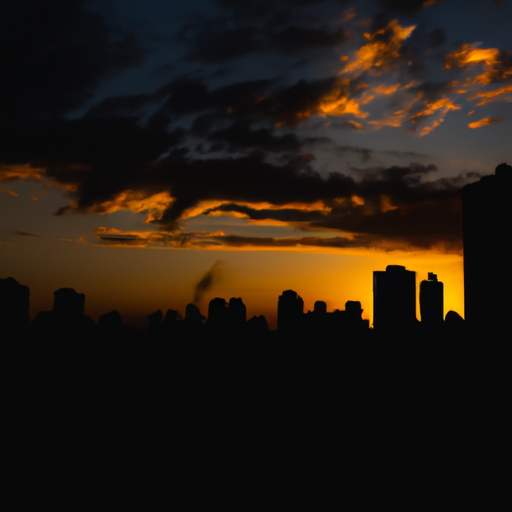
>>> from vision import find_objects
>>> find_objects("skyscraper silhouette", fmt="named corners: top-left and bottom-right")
top-left (463, 163), bottom-right (512, 329)
top-left (277, 290), bottom-right (304, 331)
top-left (420, 273), bottom-right (443, 325)
top-left (373, 265), bottom-right (416, 330)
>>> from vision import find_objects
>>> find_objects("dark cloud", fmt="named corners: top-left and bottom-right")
top-left (214, 0), bottom-right (349, 21)
top-left (182, 25), bottom-right (262, 64)
top-left (335, 146), bottom-right (430, 163)
top-left (372, 0), bottom-right (441, 15)
top-left (0, 0), bottom-right (146, 126)
top-left (215, 234), bottom-right (364, 248)
top-left (271, 26), bottom-right (346, 51)
top-left (0, 1), bottom-right (493, 257)
top-left (200, 170), bottom-right (465, 252)
top-left (203, 203), bottom-right (327, 222)
top-left (178, 0), bottom-right (348, 65)
top-left (486, 50), bottom-right (512, 82)
top-left (152, 153), bottom-right (355, 226)
top-left (207, 122), bottom-right (305, 153)
top-left (91, 74), bottom-right (355, 134)
top-left (151, 161), bottom-right (467, 252)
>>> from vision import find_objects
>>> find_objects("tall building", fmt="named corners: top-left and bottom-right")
top-left (277, 290), bottom-right (304, 331)
top-left (373, 265), bottom-right (416, 330)
top-left (463, 164), bottom-right (512, 328)
top-left (420, 273), bottom-right (444, 325)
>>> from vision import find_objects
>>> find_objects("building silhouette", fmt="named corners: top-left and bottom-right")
top-left (277, 290), bottom-right (304, 331)
top-left (463, 163), bottom-right (512, 328)
top-left (207, 297), bottom-right (247, 329)
top-left (373, 265), bottom-right (416, 330)
top-left (420, 273), bottom-right (444, 325)
top-left (0, 277), bottom-right (30, 333)
top-left (228, 297), bottom-right (246, 327)
top-left (313, 300), bottom-right (327, 315)
top-left (208, 297), bottom-right (229, 327)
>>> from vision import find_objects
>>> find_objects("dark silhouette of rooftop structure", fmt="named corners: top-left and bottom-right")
top-left (229, 297), bottom-right (247, 327)
top-left (277, 290), bottom-right (304, 331)
top-left (32, 287), bottom-right (94, 338)
top-left (463, 163), bottom-right (512, 330)
top-left (185, 303), bottom-right (206, 323)
top-left (98, 310), bottom-right (122, 330)
top-left (207, 297), bottom-right (247, 330)
top-left (373, 265), bottom-right (416, 330)
top-left (0, 277), bottom-right (30, 333)
top-left (313, 301), bottom-right (327, 315)
top-left (420, 273), bottom-right (444, 325)
top-left (53, 287), bottom-right (86, 316)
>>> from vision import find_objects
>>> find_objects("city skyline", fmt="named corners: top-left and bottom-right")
top-left (1, 262), bottom-right (455, 330)
top-left (2, 0), bottom-right (511, 324)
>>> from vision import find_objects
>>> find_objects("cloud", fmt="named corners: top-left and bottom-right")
top-left (471, 84), bottom-right (512, 106)
top-left (334, 145), bottom-right (429, 163)
top-left (178, 0), bottom-right (349, 66)
top-left (213, 234), bottom-right (365, 248)
top-left (341, 19), bottom-right (416, 75)
top-left (90, 227), bottom-right (225, 248)
top-left (71, 159), bottom-right (475, 254)
top-left (468, 116), bottom-right (504, 129)
top-left (445, 44), bottom-right (512, 84)
top-left (0, 0), bottom-right (146, 127)
top-left (371, 0), bottom-right (441, 14)
top-left (202, 203), bottom-right (328, 223)
top-left (206, 121), bottom-right (305, 153)
top-left (2, 0), bottom-right (506, 258)
top-left (214, 232), bottom-right (459, 253)
top-left (0, 164), bottom-right (44, 183)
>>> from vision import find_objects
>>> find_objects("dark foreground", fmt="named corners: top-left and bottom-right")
top-left (2, 328), bottom-right (511, 510)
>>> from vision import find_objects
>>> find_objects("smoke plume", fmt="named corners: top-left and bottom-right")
top-left (192, 260), bottom-right (226, 305)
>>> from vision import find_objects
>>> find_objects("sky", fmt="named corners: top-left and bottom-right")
top-left (1, 0), bottom-right (511, 327)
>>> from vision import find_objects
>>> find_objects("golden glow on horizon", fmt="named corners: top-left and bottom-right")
top-left (3, 234), bottom-right (464, 329)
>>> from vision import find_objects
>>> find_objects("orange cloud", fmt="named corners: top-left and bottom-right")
top-left (472, 84), bottom-right (512, 105)
top-left (468, 116), bottom-right (504, 129)
top-left (342, 20), bottom-right (415, 75)
top-left (409, 97), bottom-right (461, 136)
top-left (346, 119), bottom-right (364, 130)
top-left (90, 190), bottom-right (174, 222)
top-left (373, 83), bottom-right (401, 95)
top-left (445, 44), bottom-right (512, 85)
top-left (318, 90), bottom-right (370, 118)
top-left (445, 45), bottom-right (499, 69)
top-left (0, 164), bottom-right (44, 183)
top-left (89, 227), bottom-right (226, 249)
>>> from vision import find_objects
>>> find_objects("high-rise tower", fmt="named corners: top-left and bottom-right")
top-left (277, 290), bottom-right (304, 331)
top-left (463, 164), bottom-right (512, 328)
top-left (373, 265), bottom-right (416, 330)
top-left (420, 273), bottom-right (443, 325)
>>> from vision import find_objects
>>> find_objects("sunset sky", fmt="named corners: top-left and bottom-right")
top-left (1, 0), bottom-right (511, 327)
